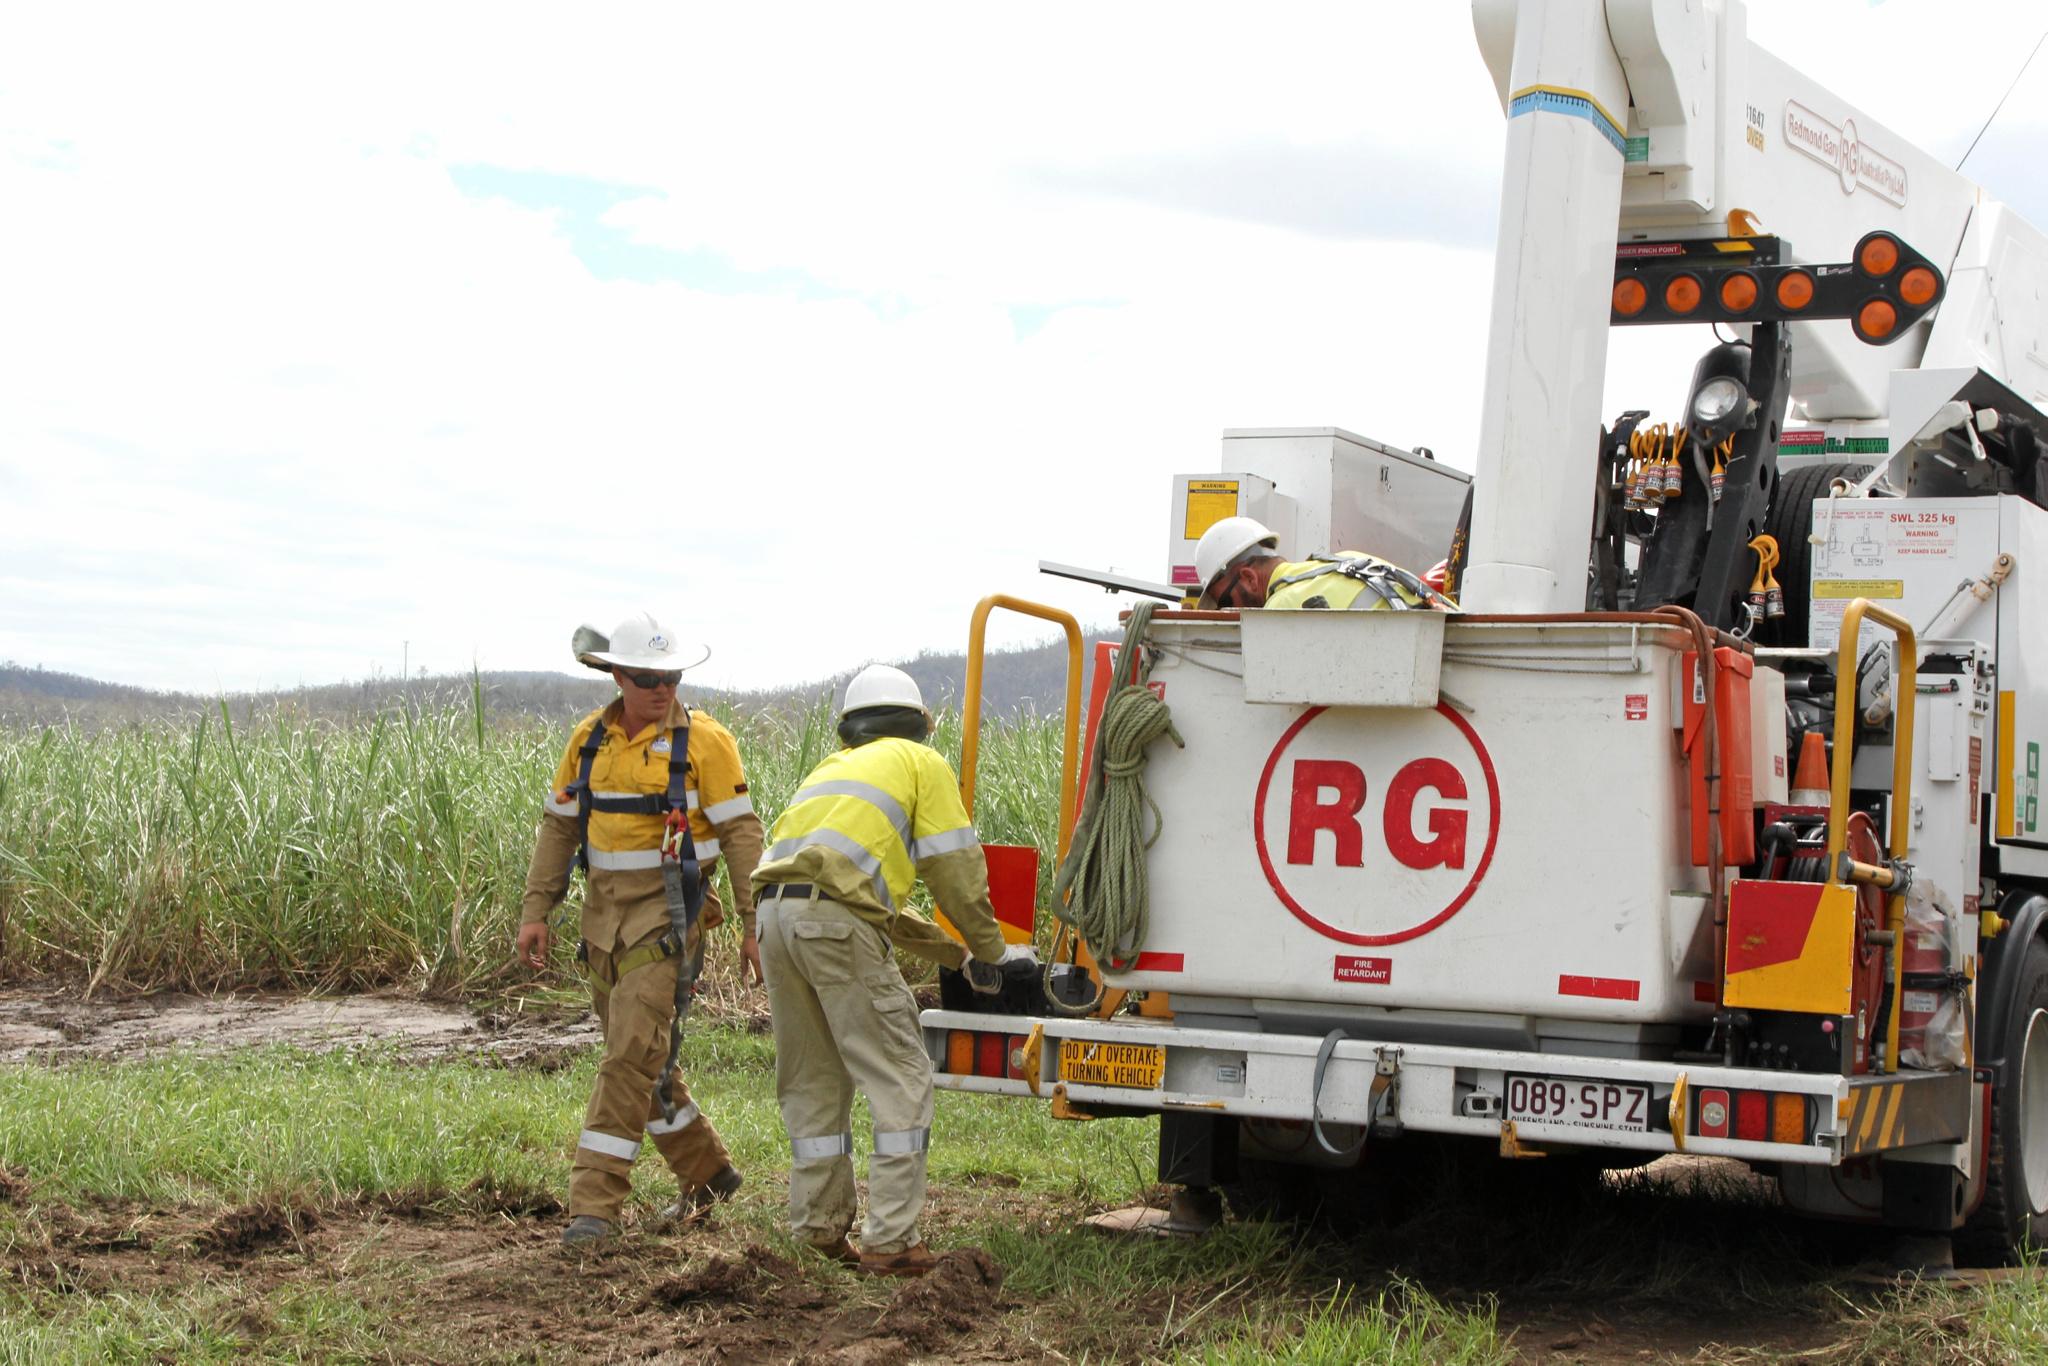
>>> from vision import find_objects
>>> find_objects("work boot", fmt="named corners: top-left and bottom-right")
top-left (807, 1235), bottom-right (861, 1268)
top-left (559, 1215), bottom-right (617, 1248)
top-left (654, 1163), bottom-right (744, 1226)
top-left (859, 1243), bottom-right (939, 1278)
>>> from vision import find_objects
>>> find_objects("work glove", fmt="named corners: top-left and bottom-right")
top-left (997, 944), bottom-right (1041, 981)
top-left (961, 954), bottom-right (1003, 996)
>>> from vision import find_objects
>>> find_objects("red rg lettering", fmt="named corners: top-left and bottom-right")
top-left (1382, 758), bottom-right (1469, 870)
top-left (1287, 760), bottom-right (1366, 866)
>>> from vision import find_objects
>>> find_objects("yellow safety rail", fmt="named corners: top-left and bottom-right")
top-left (1825, 598), bottom-right (1918, 1073)
top-left (959, 595), bottom-right (1084, 860)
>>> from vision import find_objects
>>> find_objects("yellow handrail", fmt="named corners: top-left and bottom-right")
top-left (1825, 598), bottom-right (1917, 1073)
top-left (960, 595), bottom-right (1084, 861)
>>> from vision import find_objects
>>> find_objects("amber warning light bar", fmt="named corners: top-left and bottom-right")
top-left (1611, 233), bottom-right (1943, 345)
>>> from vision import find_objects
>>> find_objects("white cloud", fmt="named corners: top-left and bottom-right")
top-left (2, 1), bottom-right (2044, 694)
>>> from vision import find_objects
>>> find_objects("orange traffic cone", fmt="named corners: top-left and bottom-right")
top-left (1790, 730), bottom-right (1830, 807)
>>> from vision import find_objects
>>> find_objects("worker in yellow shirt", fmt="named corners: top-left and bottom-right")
top-left (752, 664), bottom-right (1034, 1277)
top-left (1193, 516), bottom-right (1454, 611)
top-left (516, 612), bottom-right (765, 1247)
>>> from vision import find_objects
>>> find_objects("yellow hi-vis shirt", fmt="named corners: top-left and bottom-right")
top-left (1264, 554), bottom-right (1434, 611)
top-left (519, 698), bottom-right (764, 954)
top-left (752, 736), bottom-right (1008, 970)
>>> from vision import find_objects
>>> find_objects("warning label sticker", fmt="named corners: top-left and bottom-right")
top-left (1334, 955), bottom-right (1392, 985)
top-left (1625, 694), bottom-right (1649, 721)
top-left (1183, 480), bottom-right (1240, 541)
top-left (1807, 502), bottom-right (1998, 650)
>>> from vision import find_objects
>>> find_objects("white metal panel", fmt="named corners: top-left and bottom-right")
top-left (1110, 618), bottom-right (1709, 1024)
top-left (1213, 429), bottom-right (1469, 579)
top-left (1997, 497), bottom-right (2048, 848)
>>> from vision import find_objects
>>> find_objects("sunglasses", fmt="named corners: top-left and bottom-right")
top-left (624, 670), bottom-right (683, 689)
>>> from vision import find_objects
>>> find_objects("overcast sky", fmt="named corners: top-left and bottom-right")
top-left (4, 1), bottom-right (2045, 695)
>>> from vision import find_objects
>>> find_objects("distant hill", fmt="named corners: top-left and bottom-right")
top-left (0, 634), bottom-right (1117, 731)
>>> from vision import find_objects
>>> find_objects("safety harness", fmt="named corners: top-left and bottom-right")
top-left (1268, 556), bottom-right (1458, 611)
top-left (564, 708), bottom-right (706, 1125)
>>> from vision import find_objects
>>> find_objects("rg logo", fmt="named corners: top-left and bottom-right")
top-left (1253, 704), bottom-right (1501, 946)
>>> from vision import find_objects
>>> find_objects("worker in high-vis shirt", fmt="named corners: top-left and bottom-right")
top-left (1193, 515), bottom-right (1455, 612)
top-left (516, 612), bottom-right (766, 1247)
top-left (752, 663), bottom-right (1035, 1278)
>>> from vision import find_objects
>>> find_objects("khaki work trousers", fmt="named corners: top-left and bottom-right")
top-left (760, 894), bottom-right (934, 1255)
top-left (568, 934), bottom-right (732, 1220)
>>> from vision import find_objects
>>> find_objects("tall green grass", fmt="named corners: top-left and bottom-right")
top-left (0, 692), bottom-right (1068, 995)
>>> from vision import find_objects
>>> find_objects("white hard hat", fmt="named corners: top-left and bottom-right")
top-left (843, 663), bottom-right (925, 715)
top-left (577, 611), bottom-right (694, 672)
top-left (1194, 516), bottom-right (1279, 604)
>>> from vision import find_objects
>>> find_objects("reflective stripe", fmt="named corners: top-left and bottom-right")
top-left (791, 1132), bottom-right (854, 1163)
top-left (872, 1126), bottom-right (929, 1156)
top-left (587, 848), bottom-right (664, 871)
top-left (792, 781), bottom-right (911, 850)
top-left (764, 830), bottom-right (896, 910)
top-left (544, 794), bottom-right (578, 817)
top-left (702, 794), bottom-right (754, 824)
top-left (694, 836), bottom-right (720, 861)
top-left (645, 1102), bottom-right (702, 1136)
top-left (578, 1128), bottom-right (642, 1161)
top-left (592, 789), bottom-right (700, 809)
top-left (910, 825), bottom-right (979, 861)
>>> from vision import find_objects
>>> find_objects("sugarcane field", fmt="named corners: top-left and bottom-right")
top-left (11, 1), bottom-right (2048, 1363)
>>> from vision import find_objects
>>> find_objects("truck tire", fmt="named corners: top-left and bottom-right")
top-left (1760, 461), bottom-right (1871, 648)
top-left (1958, 934), bottom-right (2048, 1264)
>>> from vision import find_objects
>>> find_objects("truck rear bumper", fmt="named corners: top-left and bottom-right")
top-left (921, 1010), bottom-right (1970, 1168)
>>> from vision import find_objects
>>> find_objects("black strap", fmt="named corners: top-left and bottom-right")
top-left (655, 713), bottom-right (705, 1125)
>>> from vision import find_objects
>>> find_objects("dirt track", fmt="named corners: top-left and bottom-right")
top-left (0, 987), bottom-right (602, 1066)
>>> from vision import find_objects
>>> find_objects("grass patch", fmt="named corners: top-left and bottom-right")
top-left (0, 697), bottom-right (1064, 997)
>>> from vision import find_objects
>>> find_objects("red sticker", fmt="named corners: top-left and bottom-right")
top-left (1559, 974), bottom-right (1641, 1001)
top-left (1334, 955), bottom-right (1392, 985)
top-left (1625, 694), bottom-right (1649, 721)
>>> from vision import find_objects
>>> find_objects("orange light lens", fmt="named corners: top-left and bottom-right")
top-left (1859, 235), bottom-right (1900, 277)
top-left (1859, 299), bottom-right (1898, 339)
top-left (1719, 273), bottom-right (1759, 313)
top-left (1776, 271), bottom-right (1815, 310)
top-left (945, 1030), bottom-right (975, 1075)
top-left (1900, 267), bottom-right (1938, 307)
top-left (1664, 274), bottom-right (1703, 314)
top-left (1771, 1093), bottom-right (1805, 1145)
top-left (1613, 277), bottom-right (1648, 316)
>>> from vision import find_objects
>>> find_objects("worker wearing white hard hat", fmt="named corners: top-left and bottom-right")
top-left (1195, 517), bottom-right (1454, 612)
top-left (750, 663), bottom-right (1032, 1277)
top-left (516, 611), bottom-right (767, 1246)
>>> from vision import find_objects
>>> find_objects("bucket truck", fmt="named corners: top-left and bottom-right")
top-left (926, 0), bottom-right (2048, 1261)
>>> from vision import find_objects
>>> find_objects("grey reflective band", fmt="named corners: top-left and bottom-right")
top-left (910, 826), bottom-right (980, 861)
top-left (592, 789), bottom-right (701, 809)
top-left (791, 780), bottom-right (912, 851)
top-left (872, 1126), bottom-right (930, 1156)
top-left (790, 1132), bottom-right (854, 1163)
top-left (764, 829), bottom-right (896, 910)
top-left (544, 794), bottom-right (579, 817)
top-left (578, 1129), bottom-right (642, 1161)
top-left (702, 794), bottom-right (755, 824)
top-left (645, 1102), bottom-right (701, 1136)
top-left (587, 848), bottom-right (664, 871)
top-left (693, 837), bottom-right (721, 861)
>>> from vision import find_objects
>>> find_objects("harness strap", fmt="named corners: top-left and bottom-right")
top-left (654, 713), bottom-right (705, 1125)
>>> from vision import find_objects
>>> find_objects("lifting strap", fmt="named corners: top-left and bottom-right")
top-left (561, 708), bottom-right (706, 1125)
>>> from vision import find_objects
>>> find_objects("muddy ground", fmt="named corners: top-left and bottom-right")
top-left (0, 988), bottom-right (2028, 1363)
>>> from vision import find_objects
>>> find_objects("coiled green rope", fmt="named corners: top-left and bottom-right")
top-left (1050, 601), bottom-right (1183, 1009)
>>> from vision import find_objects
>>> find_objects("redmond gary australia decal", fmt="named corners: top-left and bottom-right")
top-left (1783, 100), bottom-right (1906, 206)
top-left (1254, 703), bottom-right (1501, 946)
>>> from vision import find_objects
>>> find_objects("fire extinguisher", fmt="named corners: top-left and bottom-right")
top-left (1895, 903), bottom-right (1952, 1067)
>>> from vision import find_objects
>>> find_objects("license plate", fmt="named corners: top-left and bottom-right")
top-left (1059, 1040), bottom-right (1165, 1090)
top-left (1504, 1074), bottom-right (1651, 1132)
